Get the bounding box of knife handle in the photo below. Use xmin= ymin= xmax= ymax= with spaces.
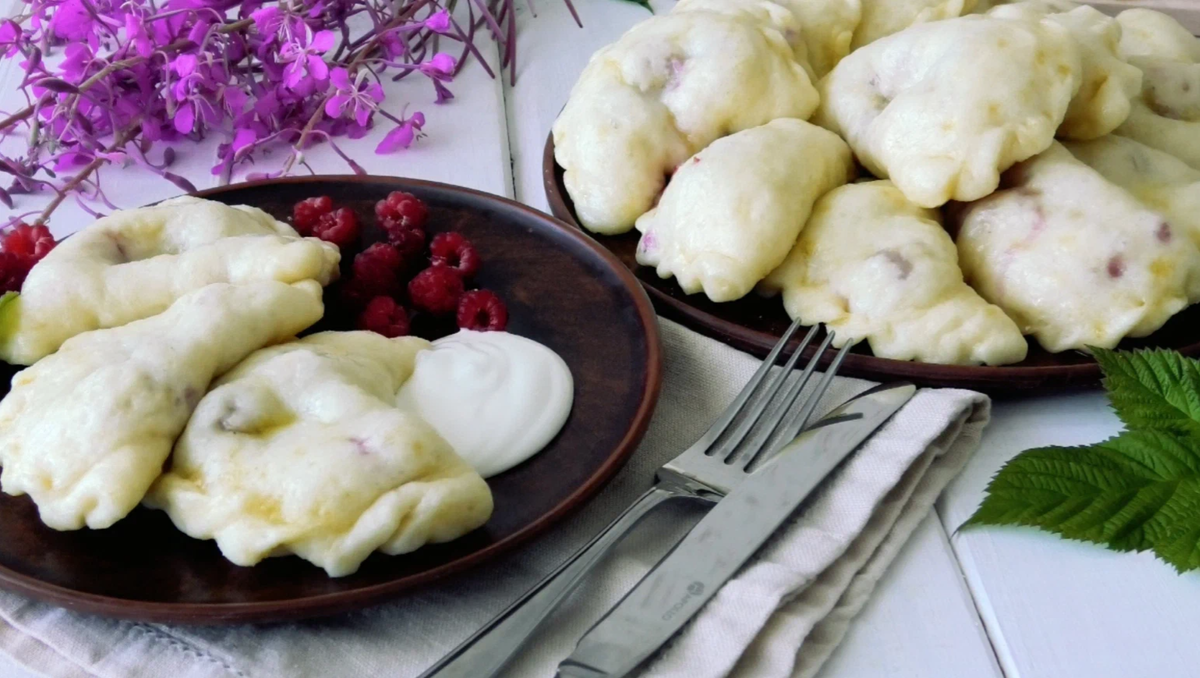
xmin=418 ymin=485 xmax=683 ymax=678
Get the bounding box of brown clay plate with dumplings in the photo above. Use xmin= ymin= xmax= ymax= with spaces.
xmin=0 ymin=176 xmax=661 ymax=624
xmin=543 ymin=133 xmax=1200 ymax=392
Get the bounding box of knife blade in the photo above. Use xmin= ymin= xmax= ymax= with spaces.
xmin=555 ymin=381 xmax=917 ymax=678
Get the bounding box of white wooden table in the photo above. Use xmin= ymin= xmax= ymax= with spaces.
xmin=2 ymin=2 xmax=1198 ymax=676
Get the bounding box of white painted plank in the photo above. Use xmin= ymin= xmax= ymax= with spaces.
xmin=818 ymin=513 xmax=1002 ymax=678
xmin=502 ymin=4 xmax=1002 ymax=678
xmin=939 ymin=393 xmax=1200 ymax=678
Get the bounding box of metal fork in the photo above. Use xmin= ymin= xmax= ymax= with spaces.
xmin=420 ymin=319 xmax=851 ymax=678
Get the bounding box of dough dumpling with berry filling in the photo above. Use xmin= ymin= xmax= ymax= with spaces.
xmin=953 ymin=143 xmax=1200 ymax=353
xmin=815 ymin=14 xmax=1081 ymax=208
xmin=0 ymin=196 xmax=340 ymax=366
xmin=1111 ymin=9 xmax=1200 ymax=170
xmin=674 ymin=0 xmax=861 ymax=78
xmin=1064 ymin=135 xmax=1200 ymax=250
xmin=851 ymin=0 xmax=981 ymax=50
xmin=634 ymin=119 xmax=853 ymax=303
xmin=0 ymin=280 xmax=324 ymax=531
xmin=553 ymin=10 xmax=819 ymax=234
xmin=760 ymin=181 xmax=1027 ymax=365
xmin=145 ymin=331 xmax=493 ymax=578
xmin=988 ymin=3 xmax=1142 ymax=140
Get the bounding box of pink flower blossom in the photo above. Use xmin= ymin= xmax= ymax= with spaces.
xmin=375 ymin=111 xmax=425 ymax=154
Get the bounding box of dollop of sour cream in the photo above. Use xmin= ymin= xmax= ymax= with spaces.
xmin=397 ymin=330 xmax=573 ymax=478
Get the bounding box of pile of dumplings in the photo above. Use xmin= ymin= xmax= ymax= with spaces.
xmin=0 ymin=197 xmax=492 ymax=577
xmin=554 ymin=0 xmax=1200 ymax=366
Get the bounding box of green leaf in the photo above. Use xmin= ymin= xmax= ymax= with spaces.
xmin=1092 ymin=347 xmax=1200 ymax=439
xmin=965 ymin=429 xmax=1200 ymax=572
xmin=615 ymin=0 xmax=653 ymax=11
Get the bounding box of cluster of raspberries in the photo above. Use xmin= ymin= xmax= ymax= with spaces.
xmin=0 ymin=223 xmax=57 ymax=294
xmin=292 ymin=191 xmax=508 ymax=338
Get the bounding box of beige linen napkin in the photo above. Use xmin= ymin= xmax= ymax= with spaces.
xmin=0 ymin=319 xmax=989 ymax=678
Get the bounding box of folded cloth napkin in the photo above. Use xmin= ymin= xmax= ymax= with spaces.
xmin=0 ymin=319 xmax=989 ymax=678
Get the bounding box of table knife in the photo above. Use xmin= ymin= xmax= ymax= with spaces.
xmin=555 ymin=381 xmax=917 ymax=678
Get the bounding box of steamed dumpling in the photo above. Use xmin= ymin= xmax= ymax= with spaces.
xmin=988 ymin=3 xmax=1142 ymax=140
xmin=1117 ymin=8 xmax=1200 ymax=63
xmin=1112 ymin=10 xmax=1200 ymax=170
xmin=634 ymin=119 xmax=853 ymax=302
xmin=953 ymin=143 xmax=1200 ymax=353
xmin=0 ymin=196 xmax=340 ymax=365
xmin=760 ymin=181 xmax=1027 ymax=365
xmin=851 ymin=0 xmax=980 ymax=50
xmin=553 ymin=10 xmax=819 ymax=234
xmin=1064 ymin=135 xmax=1200 ymax=249
xmin=672 ymin=0 xmax=860 ymax=78
xmin=815 ymin=15 xmax=1082 ymax=208
xmin=0 ymin=280 xmax=325 ymax=531
xmin=145 ymin=331 xmax=493 ymax=578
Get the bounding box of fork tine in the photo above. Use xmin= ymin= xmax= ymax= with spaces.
xmin=687 ymin=317 xmax=806 ymax=454
xmin=706 ymin=324 xmax=819 ymax=461
xmin=728 ymin=329 xmax=836 ymax=469
xmin=769 ymin=339 xmax=854 ymax=450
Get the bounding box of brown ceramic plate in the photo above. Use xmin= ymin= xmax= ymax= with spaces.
xmin=543 ymin=133 xmax=1200 ymax=392
xmin=0 ymin=176 xmax=661 ymax=624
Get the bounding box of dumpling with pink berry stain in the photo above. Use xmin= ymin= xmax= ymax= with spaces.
xmin=552 ymin=8 xmax=819 ymax=235
xmin=952 ymin=142 xmax=1200 ymax=353
xmin=635 ymin=119 xmax=853 ymax=303
xmin=759 ymin=181 xmax=1027 ymax=366
xmin=0 ymin=196 xmax=340 ymax=366
xmin=145 ymin=331 xmax=494 ymax=578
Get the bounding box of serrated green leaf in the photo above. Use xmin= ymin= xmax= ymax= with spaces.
xmin=615 ymin=0 xmax=653 ymax=11
xmin=1092 ymin=347 xmax=1200 ymax=439
xmin=965 ymin=429 xmax=1200 ymax=572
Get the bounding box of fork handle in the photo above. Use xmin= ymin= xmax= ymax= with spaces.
xmin=418 ymin=485 xmax=682 ymax=678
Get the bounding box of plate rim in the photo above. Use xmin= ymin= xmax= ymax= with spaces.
xmin=542 ymin=131 xmax=1200 ymax=391
xmin=0 ymin=175 xmax=663 ymax=624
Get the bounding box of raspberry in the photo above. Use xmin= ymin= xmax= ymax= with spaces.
xmin=0 ymin=252 xmax=34 ymax=294
xmin=292 ymin=196 xmax=333 ymax=235
xmin=311 ymin=207 xmax=360 ymax=248
xmin=375 ymin=191 xmax=428 ymax=232
xmin=2 ymin=223 xmax=55 ymax=260
xmin=358 ymin=296 xmax=410 ymax=337
xmin=386 ymin=225 xmax=427 ymax=268
xmin=340 ymin=276 xmax=378 ymax=310
xmin=350 ymin=243 xmax=403 ymax=297
xmin=408 ymin=265 xmax=464 ymax=315
xmin=457 ymin=290 xmax=508 ymax=332
xmin=429 ymin=232 xmax=481 ymax=278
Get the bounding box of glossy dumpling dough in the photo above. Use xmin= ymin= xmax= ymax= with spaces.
xmin=634 ymin=119 xmax=853 ymax=303
xmin=760 ymin=181 xmax=1027 ymax=365
xmin=1112 ymin=9 xmax=1200 ymax=170
xmin=145 ymin=332 xmax=493 ymax=578
xmin=954 ymin=143 xmax=1200 ymax=353
xmin=673 ymin=0 xmax=860 ymax=79
xmin=0 ymin=196 xmax=340 ymax=365
xmin=0 ymin=280 xmax=324 ymax=531
xmin=851 ymin=0 xmax=980 ymax=50
xmin=1064 ymin=135 xmax=1200 ymax=250
xmin=815 ymin=15 xmax=1082 ymax=208
xmin=552 ymin=10 xmax=818 ymax=234
xmin=988 ymin=3 xmax=1142 ymax=140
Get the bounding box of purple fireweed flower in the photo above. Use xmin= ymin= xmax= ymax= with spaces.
xmin=325 ymin=67 xmax=384 ymax=127
xmin=375 ymin=111 xmax=424 ymax=154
